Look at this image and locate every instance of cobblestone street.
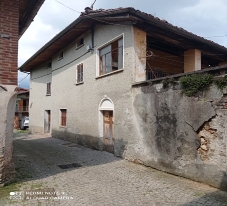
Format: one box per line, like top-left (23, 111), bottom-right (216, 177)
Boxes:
top-left (1, 133), bottom-right (227, 206)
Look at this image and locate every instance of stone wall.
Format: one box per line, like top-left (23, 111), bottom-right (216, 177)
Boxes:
top-left (126, 81), bottom-right (227, 189)
top-left (0, 0), bottom-right (19, 185)
top-left (0, 86), bottom-right (17, 185)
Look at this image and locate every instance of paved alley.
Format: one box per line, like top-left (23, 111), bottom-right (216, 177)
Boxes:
top-left (1, 133), bottom-right (227, 206)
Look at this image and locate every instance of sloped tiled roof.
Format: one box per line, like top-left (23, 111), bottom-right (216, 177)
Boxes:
top-left (20, 7), bottom-right (227, 72)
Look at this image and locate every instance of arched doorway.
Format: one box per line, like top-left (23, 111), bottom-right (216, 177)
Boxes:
top-left (99, 97), bottom-right (114, 153)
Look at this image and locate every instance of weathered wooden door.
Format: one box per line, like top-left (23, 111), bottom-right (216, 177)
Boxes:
top-left (103, 111), bottom-right (114, 153)
top-left (14, 116), bottom-right (19, 129)
top-left (44, 110), bottom-right (51, 133)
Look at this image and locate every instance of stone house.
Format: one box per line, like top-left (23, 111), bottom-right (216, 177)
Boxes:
top-left (19, 8), bottom-right (227, 189)
top-left (0, 0), bottom-right (45, 185)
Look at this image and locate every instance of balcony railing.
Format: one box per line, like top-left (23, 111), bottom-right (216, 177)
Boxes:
top-left (146, 69), bottom-right (174, 80)
top-left (15, 106), bottom-right (29, 112)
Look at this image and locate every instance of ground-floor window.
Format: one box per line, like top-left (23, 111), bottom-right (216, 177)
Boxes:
top-left (60, 109), bottom-right (67, 126)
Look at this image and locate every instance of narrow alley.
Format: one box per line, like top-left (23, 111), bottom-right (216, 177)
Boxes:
top-left (1, 133), bottom-right (227, 206)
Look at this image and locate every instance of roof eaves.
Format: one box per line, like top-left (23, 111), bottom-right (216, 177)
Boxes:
top-left (132, 9), bottom-right (227, 52)
top-left (19, 0), bottom-right (46, 38)
top-left (20, 7), bottom-right (227, 72)
top-left (19, 15), bottom-right (88, 72)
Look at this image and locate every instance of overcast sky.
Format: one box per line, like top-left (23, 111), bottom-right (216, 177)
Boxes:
top-left (18, 0), bottom-right (227, 88)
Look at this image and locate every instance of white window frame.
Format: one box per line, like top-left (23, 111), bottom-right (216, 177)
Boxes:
top-left (59, 108), bottom-right (67, 127)
top-left (76, 63), bottom-right (84, 84)
top-left (96, 33), bottom-right (124, 77)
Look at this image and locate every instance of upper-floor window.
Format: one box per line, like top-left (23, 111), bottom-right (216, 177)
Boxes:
top-left (99, 37), bottom-right (123, 76)
top-left (76, 37), bottom-right (84, 49)
top-left (77, 63), bottom-right (83, 83)
top-left (46, 82), bottom-right (51, 95)
top-left (46, 61), bottom-right (52, 69)
top-left (58, 51), bottom-right (64, 60)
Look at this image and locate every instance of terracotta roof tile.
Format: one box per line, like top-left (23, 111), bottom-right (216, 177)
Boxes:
top-left (80, 7), bottom-right (226, 49)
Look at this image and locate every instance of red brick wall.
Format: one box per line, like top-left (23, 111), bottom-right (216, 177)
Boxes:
top-left (0, 0), bottom-right (19, 85)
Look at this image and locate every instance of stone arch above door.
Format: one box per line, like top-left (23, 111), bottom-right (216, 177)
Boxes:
top-left (99, 97), bottom-right (114, 111)
top-left (99, 96), bottom-right (115, 153)
top-left (98, 97), bottom-right (114, 136)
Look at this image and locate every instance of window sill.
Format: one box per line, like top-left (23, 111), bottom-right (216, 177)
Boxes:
top-left (96, 69), bottom-right (123, 79)
top-left (76, 44), bottom-right (84, 50)
top-left (75, 81), bottom-right (84, 86)
top-left (59, 126), bottom-right (67, 128)
top-left (58, 57), bottom-right (63, 61)
top-left (46, 94), bottom-right (51, 96)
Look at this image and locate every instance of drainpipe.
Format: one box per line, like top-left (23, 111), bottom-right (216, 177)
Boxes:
top-left (91, 26), bottom-right (94, 49)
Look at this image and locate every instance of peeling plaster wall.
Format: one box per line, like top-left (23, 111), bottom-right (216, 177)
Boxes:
top-left (0, 86), bottom-right (16, 185)
top-left (133, 27), bottom-right (146, 82)
top-left (127, 83), bottom-right (227, 189)
top-left (29, 24), bottom-right (135, 157)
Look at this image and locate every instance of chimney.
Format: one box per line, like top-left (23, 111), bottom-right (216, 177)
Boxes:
top-left (85, 7), bottom-right (92, 14)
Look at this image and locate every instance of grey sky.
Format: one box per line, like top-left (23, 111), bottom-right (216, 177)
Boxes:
top-left (18, 0), bottom-right (227, 88)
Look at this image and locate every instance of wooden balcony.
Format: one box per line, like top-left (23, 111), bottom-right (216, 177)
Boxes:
top-left (15, 106), bottom-right (29, 112)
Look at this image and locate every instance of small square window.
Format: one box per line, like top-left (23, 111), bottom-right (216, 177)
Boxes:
top-left (46, 82), bottom-right (51, 95)
top-left (60, 109), bottom-right (67, 126)
top-left (77, 63), bottom-right (83, 83)
top-left (58, 51), bottom-right (64, 60)
top-left (76, 37), bottom-right (84, 48)
top-left (46, 61), bottom-right (52, 69)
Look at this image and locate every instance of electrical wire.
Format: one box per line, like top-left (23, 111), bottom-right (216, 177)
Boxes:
top-left (31, 50), bottom-right (90, 80)
top-left (19, 73), bottom-right (29, 83)
top-left (55, 0), bottom-right (128, 26)
top-left (55, 1), bottom-right (227, 39)
top-left (55, 0), bottom-right (227, 39)
top-left (28, 45), bottom-right (224, 82)
top-left (22, 1), bottom-right (227, 82)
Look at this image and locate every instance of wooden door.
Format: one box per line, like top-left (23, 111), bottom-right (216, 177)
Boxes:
top-left (19, 100), bottom-right (23, 112)
top-left (103, 111), bottom-right (114, 153)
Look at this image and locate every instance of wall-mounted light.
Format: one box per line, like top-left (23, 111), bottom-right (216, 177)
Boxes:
top-left (1, 33), bottom-right (10, 39)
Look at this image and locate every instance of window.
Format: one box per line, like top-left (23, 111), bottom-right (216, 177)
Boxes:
top-left (76, 37), bottom-right (84, 48)
top-left (46, 61), bottom-right (52, 69)
top-left (77, 63), bottom-right (83, 83)
top-left (58, 51), bottom-right (64, 60)
top-left (60, 109), bottom-right (67, 126)
top-left (99, 37), bottom-right (123, 76)
top-left (46, 82), bottom-right (51, 95)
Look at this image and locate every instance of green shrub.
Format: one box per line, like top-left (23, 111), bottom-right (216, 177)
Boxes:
top-left (179, 74), bottom-right (213, 96)
top-left (214, 76), bottom-right (227, 89)
top-left (162, 78), bottom-right (175, 89)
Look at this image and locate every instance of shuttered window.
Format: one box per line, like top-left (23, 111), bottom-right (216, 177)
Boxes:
top-left (77, 63), bottom-right (83, 83)
top-left (60, 109), bottom-right (67, 126)
top-left (46, 82), bottom-right (51, 95)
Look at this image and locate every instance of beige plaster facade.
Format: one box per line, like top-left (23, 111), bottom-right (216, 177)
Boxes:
top-left (25, 8), bottom-right (227, 189)
top-left (29, 24), bottom-right (138, 156)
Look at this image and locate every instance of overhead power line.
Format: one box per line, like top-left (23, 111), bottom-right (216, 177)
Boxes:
top-left (55, 0), bottom-right (126, 26)
top-left (19, 73), bottom-right (29, 83)
top-left (55, 0), bottom-right (227, 39)
top-left (18, 1), bottom-right (226, 83)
